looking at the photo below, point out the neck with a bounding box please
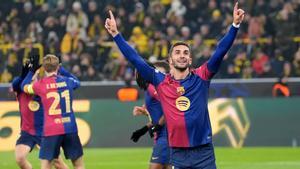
[172,68,190,80]
[45,71,57,77]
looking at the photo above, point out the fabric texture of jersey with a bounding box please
[113,25,238,148]
[12,77,43,136]
[31,74,80,136]
[145,84,167,139]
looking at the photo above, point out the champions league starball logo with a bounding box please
[28,101,40,112]
[208,98,250,148]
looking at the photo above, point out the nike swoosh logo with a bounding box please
[152,157,159,160]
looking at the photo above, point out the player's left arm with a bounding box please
[59,66,80,90]
[21,71,36,94]
[205,3,245,76]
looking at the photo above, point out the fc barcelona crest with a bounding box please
[176,86,185,95]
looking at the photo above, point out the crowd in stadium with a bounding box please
[0,0,299,82]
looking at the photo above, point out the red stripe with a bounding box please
[157,76,190,147]
[19,93,35,135]
[38,77,65,136]
[194,62,213,80]
[147,84,159,101]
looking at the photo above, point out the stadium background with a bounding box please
[0,0,300,169]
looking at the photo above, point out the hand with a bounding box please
[130,125,149,142]
[20,60,30,78]
[29,55,41,72]
[132,105,148,116]
[105,10,119,37]
[148,124,163,138]
[233,2,245,25]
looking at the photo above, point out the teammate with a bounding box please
[12,57,68,169]
[131,61,171,169]
[105,2,244,168]
[21,54,84,169]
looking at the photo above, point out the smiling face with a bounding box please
[169,43,192,72]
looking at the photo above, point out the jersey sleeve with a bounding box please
[147,84,160,101]
[32,81,43,95]
[67,77,80,90]
[206,25,239,75]
[113,34,165,86]
[194,62,214,81]
[11,77,23,92]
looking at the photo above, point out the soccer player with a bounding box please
[105,2,244,168]
[21,54,84,169]
[131,61,171,169]
[12,58,68,169]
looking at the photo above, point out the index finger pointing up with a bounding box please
[109,10,115,20]
[234,2,238,11]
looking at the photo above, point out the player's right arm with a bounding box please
[105,10,164,86]
[59,66,80,90]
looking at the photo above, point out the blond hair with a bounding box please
[43,54,59,73]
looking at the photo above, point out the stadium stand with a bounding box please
[0,0,299,82]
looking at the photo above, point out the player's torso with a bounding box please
[156,73,212,147]
[37,76,77,136]
[18,92,43,136]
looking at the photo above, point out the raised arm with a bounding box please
[21,71,35,94]
[105,10,164,86]
[207,2,245,73]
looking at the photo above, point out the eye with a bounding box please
[184,50,189,55]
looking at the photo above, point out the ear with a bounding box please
[188,56,192,65]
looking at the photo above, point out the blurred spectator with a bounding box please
[272,76,290,97]
[0,0,299,82]
[66,1,89,41]
[292,48,300,76]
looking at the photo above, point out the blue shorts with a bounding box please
[39,133,83,161]
[150,136,170,165]
[16,131,41,151]
[170,143,216,169]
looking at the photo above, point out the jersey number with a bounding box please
[46,90,71,115]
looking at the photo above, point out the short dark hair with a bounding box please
[153,60,169,73]
[135,60,170,90]
[136,61,155,90]
[168,41,191,58]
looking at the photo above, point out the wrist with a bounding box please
[112,31,119,37]
[232,22,240,28]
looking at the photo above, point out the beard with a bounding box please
[171,58,190,72]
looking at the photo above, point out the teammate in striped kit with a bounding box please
[12,58,68,169]
[131,61,171,169]
[105,2,244,168]
[21,55,84,169]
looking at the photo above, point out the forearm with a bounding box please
[207,25,239,73]
[21,71,34,93]
[113,34,155,83]
[158,116,165,126]
[12,77,23,92]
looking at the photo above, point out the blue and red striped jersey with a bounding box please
[113,25,239,147]
[145,84,167,140]
[22,73,80,136]
[12,77,43,136]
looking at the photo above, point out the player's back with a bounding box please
[17,91,44,136]
[32,74,80,136]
